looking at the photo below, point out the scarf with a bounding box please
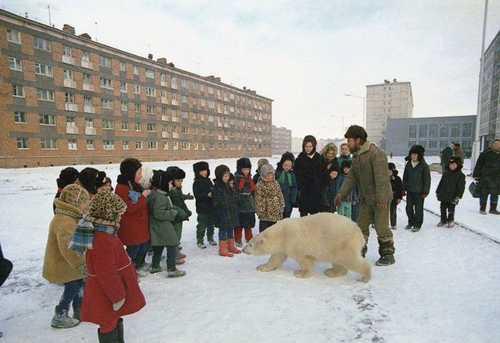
[238,173,256,193]
[69,217,117,255]
[278,171,294,187]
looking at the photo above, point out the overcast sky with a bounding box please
[4,1,500,139]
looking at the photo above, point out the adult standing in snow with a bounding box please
[453,143,465,162]
[319,143,339,212]
[335,126,395,266]
[440,144,454,173]
[294,135,323,217]
[473,139,500,215]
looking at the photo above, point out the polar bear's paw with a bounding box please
[294,269,312,278]
[257,263,276,272]
[324,266,348,278]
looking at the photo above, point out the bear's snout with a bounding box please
[242,245,251,255]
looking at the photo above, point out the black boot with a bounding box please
[98,326,120,343]
[375,254,395,266]
[490,203,500,215]
[376,240,395,266]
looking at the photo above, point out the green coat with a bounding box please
[338,141,393,205]
[169,188,193,223]
[147,190,179,247]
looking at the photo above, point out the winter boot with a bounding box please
[234,228,243,246]
[98,326,120,343]
[437,221,446,227]
[375,254,395,266]
[390,226,397,230]
[208,239,218,246]
[447,221,455,228]
[167,268,186,278]
[244,227,254,242]
[377,240,395,266]
[228,239,241,254]
[490,203,500,215]
[219,241,234,257]
[72,297,82,321]
[411,226,421,232]
[176,247,186,259]
[197,241,207,249]
[404,224,413,230]
[150,266,162,274]
[51,306,80,329]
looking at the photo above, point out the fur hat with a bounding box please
[57,167,79,189]
[120,158,142,182]
[86,191,127,228]
[78,167,99,195]
[344,125,368,141]
[236,157,252,172]
[151,170,172,192]
[257,158,269,170]
[279,152,295,164]
[166,166,186,180]
[388,162,396,171]
[409,144,425,160]
[448,156,463,169]
[341,160,352,170]
[302,135,317,153]
[59,184,91,211]
[215,165,230,181]
[260,164,275,178]
[193,161,210,177]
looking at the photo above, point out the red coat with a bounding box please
[81,232,146,326]
[115,184,150,246]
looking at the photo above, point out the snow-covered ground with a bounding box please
[1,156,499,343]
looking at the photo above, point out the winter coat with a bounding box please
[436,169,466,202]
[390,171,404,200]
[441,147,453,169]
[43,186,89,284]
[338,155,352,167]
[294,152,324,213]
[276,169,298,215]
[213,181,240,230]
[115,179,150,246]
[169,187,193,222]
[234,172,256,213]
[338,141,393,205]
[81,230,146,327]
[147,190,179,247]
[473,148,500,195]
[323,177,342,212]
[255,180,285,222]
[403,160,431,195]
[193,176,215,215]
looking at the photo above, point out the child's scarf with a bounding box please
[69,216,116,255]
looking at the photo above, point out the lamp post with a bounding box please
[345,93,366,127]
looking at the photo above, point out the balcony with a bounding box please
[85,127,96,135]
[161,131,169,138]
[161,81,168,87]
[161,115,169,121]
[172,132,180,139]
[66,124,79,134]
[83,83,94,91]
[172,100,179,106]
[64,79,76,88]
[161,97,168,104]
[62,55,76,65]
[81,59,93,69]
[65,103,78,112]
[83,105,95,113]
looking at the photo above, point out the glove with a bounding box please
[452,197,460,205]
[185,193,194,200]
[128,190,141,204]
[113,298,125,311]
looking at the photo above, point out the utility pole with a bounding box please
[47,5,52,26]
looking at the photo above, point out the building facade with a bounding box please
[0,10,272,168]
[385,115,476,157]
[478,29,500,149]
[366,79,413,149]
[271,125,291,155]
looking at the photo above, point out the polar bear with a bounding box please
[243,213,371,282]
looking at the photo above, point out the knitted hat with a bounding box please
[260,164,275,178]
[57,167,79,189]
[59,184,91,211]
[344,125,368,141]
[193,161,210,177]
[215,165,230,181]
[120,158,142,182]
[78,167,99,195]
[257,158,269,170]
[86,191,127,228]
[236,158,252,173]
[166,166,186,180]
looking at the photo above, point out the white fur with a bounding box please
[243,213,371,282]
[140,166,154,189]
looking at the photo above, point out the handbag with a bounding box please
[468,181,481,199]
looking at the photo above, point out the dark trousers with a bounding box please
[196,213,215,243]
[151,246,177,271]
[283,207,293,218]
[390,199,398,227]
[299,209,319,217]
[218,228,234,241]
[126,243,149,268]
[259,220,276,233]
[57,279,84,313]
[406,192,424,228]
[351,203,360,222]
[480,194,498,211]
[440,201,456,223]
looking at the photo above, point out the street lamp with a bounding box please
[345,93,366,127]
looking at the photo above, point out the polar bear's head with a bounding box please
[243,222,283,256]
[242,234,269,256]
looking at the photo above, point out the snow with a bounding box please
[1,156,500,343]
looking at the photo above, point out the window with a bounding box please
[135,103,141,113]
[40,137,57,149]
[14,111,27,123]
[133,65,139,75]
[440,125,449,137]
[99,56,111,68]
[8,57,22,71]
[121,100,128,112]
[429,124,438,138]
[181,111,189,119]
[181,95,188,103]
[135,141,143,150]
[147,123,156,131]
[135,120,141,132]
[102,119,114,130]
[181,79,188,89]
[37,89,54,101]
[63,46,72,56]
[39,113,56,125]
[145,69,154,79]
[65,92,75,103]
[12,84,24,97]
[86,139,95,150]
[120,81,127,93]
[103,140,114,150]
[123,140,129,150]
[171,77,178,89]
[64,69,74,81]
[16,137,28,149]
[81,51,91,63]
[146,104,156,114]
[35,63,53,77]
[429,140,437,149]
[122,120,129,130]
[83,73,92,84]
[134,84,141,94]
[101,98,113,109]
[120,62,126,72]
[84,95,93,106]
[450,124,460,138]
[34,37,51,51]
[462,123,473,137]
[160,73,167,83]
[100,77,112,89]
[145,87,156,97]
[68,138,77,151]
[148,141,158,150]
[7,29,21,44]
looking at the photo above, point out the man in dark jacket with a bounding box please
[436,156,466,227]
[388,163,404,230]
[403,145,431,232]
[441,144,454,173]
[192,162,217,248]
[473,139,500,215]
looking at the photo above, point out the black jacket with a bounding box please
[403,160,431,194]
[213,180,240,230]
[192,176,215,214]
[436,169,466,202]
[390,171,404,200]
[473,149,500,195]
[294,151,324,213]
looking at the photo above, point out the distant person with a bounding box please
[436,156,466,228]
[276,152,298,218]
[295,135,323,216]
[440,144,454,173]
[234,158,257,247]
[253,158,270,184]
[338,143,352,165]
[336,160,360,221]
[255,164,285,232]
[320,143,339,212]
[388,163,404,230]
[453,143,465,162]
[473,139,500,215]
[192,161,217,249]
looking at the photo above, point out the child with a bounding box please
[115,158,151,271]
[336,161,360,222]
[72,191,146,342]
[234,158,257,247]
[276,152,298,218]
[338,142,352,166]
[167,166,193,260]
[436,157,466,228]
[403,145,431,232]
[53,167,79,213]
[213,165,241,257]
[324,163,341,213]
[255,164,285,232]
[253,158,270,184]
[388,163,404,230]
[96,171,113,193]
[192,162,217,249]
[43,183,91,329]
[148,170,186,277]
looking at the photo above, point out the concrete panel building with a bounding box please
[0,9,272,168]
[366,79,413,149]
[271,125,292,155]
[385,115,476,157]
